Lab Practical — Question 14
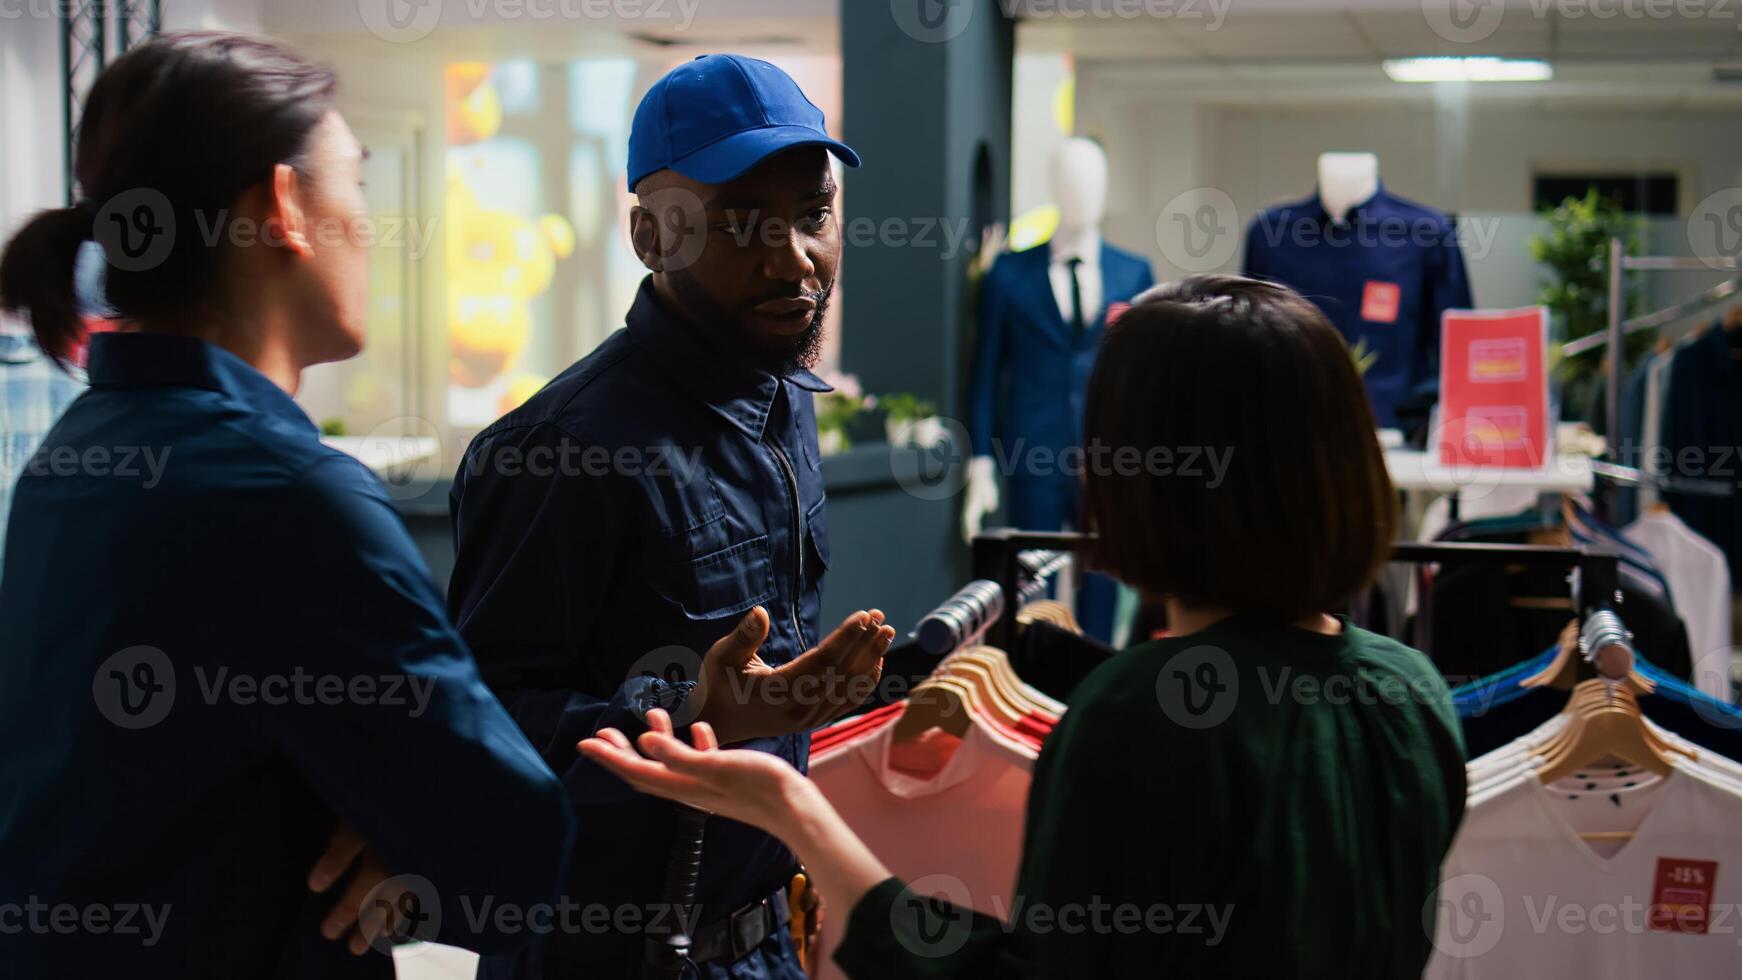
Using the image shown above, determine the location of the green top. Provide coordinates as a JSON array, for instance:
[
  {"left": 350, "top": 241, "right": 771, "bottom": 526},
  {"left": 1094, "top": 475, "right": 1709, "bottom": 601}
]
[{"left": 833, "top": 617, "right": 1467, "bottom": 979}]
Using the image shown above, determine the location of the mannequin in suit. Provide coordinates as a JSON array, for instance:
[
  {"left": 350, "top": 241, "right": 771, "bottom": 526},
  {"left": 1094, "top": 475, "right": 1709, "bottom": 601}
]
[{"left": 963, "top": 138, "right": 1155, "bottom": 637}]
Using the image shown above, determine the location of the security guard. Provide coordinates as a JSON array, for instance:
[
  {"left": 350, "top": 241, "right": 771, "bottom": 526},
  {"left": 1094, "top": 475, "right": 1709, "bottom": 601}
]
[{"left": 448, "top": 54, "right": 890, "bottom": 979}]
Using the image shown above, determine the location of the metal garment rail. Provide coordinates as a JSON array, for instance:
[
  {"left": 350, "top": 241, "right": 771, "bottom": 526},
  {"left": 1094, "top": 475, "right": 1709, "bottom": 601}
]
[
  {"left": 971, "top": 530, "right": 1624, "bottom": 654},
  {"left": 1558, "top": 240, "right": 1741, "bottom": 506}
]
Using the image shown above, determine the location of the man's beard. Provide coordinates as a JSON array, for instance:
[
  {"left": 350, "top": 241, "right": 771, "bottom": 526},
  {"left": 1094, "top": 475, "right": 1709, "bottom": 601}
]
[{"left": 668, "top": 275, "right": 831, "bottom": 377}]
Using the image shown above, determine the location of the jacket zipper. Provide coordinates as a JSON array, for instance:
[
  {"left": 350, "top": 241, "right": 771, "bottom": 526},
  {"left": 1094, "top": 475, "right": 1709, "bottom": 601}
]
[{"left": 765, "top": 436, "right": 805, "bottom": 648}]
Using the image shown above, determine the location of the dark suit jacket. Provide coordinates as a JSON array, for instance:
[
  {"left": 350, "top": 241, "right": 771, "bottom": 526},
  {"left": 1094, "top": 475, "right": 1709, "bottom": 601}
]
[{"left": 967, "top": 241, "right": 1156, "bottom": 487}]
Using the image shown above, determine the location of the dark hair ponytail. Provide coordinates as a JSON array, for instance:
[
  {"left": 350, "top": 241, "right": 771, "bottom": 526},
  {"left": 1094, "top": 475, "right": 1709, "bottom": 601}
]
[
  {"left": 0, "top": 206, "right": 94, "bottom": 366},
  {"left": 0, "top": 32, "right": 336, "bottom": 368}
]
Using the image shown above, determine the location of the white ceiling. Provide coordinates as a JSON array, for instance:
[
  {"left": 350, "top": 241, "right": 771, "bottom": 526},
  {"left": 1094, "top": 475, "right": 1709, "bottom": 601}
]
[
  {"left": 1016, "top": 0, "right": 1742, "bottom": 63},
  {"left": 1015, "top": 0, "right": 1742, "bottom": 108}
]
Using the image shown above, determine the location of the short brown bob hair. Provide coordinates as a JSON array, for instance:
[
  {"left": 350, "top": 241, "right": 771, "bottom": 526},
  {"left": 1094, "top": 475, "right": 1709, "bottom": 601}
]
[{"left": 1081, "top": 275, "right": 1397, "bottom": 622}]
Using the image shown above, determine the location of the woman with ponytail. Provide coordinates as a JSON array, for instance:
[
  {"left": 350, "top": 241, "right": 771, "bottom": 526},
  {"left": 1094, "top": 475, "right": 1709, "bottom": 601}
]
[{"left": 0, "top": 33, "right": 573, "bottom": 977}]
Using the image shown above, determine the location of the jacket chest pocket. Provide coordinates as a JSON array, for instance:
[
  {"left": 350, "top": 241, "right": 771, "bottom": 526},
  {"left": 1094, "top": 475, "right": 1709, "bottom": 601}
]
[
  {"left": 804, "top": 496, "right": 830, "bottom": 575},
  {"left": 650, "top": 534, "right": 778, "bottom": 622}
]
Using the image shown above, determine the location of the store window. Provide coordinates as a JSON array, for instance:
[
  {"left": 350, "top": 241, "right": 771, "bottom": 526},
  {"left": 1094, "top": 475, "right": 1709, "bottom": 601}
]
[{"left": 293, "top": 46, "right": 843, "bottom": 456}]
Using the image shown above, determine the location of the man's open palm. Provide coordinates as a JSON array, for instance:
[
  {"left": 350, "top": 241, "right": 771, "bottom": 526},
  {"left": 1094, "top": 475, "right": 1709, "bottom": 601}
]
[{"left": 694, "top": 606, "right": 893, "bottom": 745}]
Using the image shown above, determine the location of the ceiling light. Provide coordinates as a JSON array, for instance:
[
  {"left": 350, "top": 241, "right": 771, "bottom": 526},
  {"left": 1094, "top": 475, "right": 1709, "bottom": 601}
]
[{"left": 1382, "top": 57, "right": 1554, "bottom": 83}]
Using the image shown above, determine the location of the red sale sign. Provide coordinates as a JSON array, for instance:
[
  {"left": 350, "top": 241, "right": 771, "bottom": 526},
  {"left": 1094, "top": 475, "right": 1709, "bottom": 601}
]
[{"left": 1438, "top": 307, "right": 1550, "bottom": 469}]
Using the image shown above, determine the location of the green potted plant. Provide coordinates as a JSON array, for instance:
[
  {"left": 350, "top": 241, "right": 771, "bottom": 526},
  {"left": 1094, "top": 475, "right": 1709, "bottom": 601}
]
[{"left": 1529, "top": 188, "right": 1647, "bottom": 424}]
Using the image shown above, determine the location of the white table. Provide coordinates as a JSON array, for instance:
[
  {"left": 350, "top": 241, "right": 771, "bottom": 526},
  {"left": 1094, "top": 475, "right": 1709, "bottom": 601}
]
[
  {"left": 321, "top": 435, "right": 442, "bottom": 482},
  {"left": 1385, "top": 449, "right": 1594, "bottom": 495}
]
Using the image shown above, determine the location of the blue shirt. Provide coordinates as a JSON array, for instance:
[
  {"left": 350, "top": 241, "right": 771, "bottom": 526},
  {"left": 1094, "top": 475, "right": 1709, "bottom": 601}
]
[
  {"left": 448, "top": 277, "right": 829, "bottom": 976},
  {"left": 1453, "top": 647, "right": 1742, "bottom": 759},
  {"left": 1242, "top": 185, "right": 1473, "bottom": 427},
  {"left": 0, "top": 333, "right": 573, "bottom": 977},
  {"left": 0, "top": 330, "right": 82, "bottom": 567}
]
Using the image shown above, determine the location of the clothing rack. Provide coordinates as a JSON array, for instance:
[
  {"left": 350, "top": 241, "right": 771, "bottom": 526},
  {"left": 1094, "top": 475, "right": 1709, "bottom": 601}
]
[
  {"left": 1559, "top": 239, "right": 1740, "bottom": 508},
  {"left": 971, "top": 529, "right": 1625, "bottom": 655},
  {"left": 971, "top": 530, "right": 1092, "bottom": 650}
]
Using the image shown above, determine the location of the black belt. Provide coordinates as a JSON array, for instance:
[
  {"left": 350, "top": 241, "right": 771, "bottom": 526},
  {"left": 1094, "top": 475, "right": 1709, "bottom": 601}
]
[{"left": 688, "top": 892, "right": 785, "bottom": 965}]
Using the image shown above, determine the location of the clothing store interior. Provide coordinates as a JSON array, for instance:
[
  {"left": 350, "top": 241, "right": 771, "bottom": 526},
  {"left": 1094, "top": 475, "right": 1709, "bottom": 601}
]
[{"left": 8, "top": 0, "right": 1742, "bottom": 977}]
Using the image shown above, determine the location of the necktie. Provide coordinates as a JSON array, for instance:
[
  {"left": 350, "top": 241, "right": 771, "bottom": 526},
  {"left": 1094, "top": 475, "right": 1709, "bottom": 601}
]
[{"left": 1067, "top": 257, "right": 1086, "bottom": 342}]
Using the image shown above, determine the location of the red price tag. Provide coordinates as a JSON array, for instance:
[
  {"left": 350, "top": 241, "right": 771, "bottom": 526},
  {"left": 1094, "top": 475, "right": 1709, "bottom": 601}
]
[
  {"left": 1361, "top": 281, "right": 1401, "bottom": 323},
  {"left": 1650, "top": 857, "right": 1718, "bottom": 935}
]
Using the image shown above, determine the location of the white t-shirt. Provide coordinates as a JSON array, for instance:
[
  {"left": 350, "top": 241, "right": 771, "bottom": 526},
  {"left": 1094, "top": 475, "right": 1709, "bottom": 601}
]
[
  {"left": 1626, "top": 509, "right": 1735, "bottom": 702},
  {"left": 1427, "top": 763, "right": 1742, "bottom": 978},
  {"left": 807, "top": 716, "right": 1036, "bottom": 980}
]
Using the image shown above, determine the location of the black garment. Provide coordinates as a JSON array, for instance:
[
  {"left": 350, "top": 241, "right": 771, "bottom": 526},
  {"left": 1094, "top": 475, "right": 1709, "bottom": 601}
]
[
  {"left": 864, "top": 621, "right": 1113, "bottom": 712},
  {"left": 1005, "top": 620, "right": 1115, "bottom": 703},
  {"left": 1662, "top": 323, "right": 1742, "bottom": 577},
  {"left": 1427, "top": 558, "right": 1691, "bottom": 686}
]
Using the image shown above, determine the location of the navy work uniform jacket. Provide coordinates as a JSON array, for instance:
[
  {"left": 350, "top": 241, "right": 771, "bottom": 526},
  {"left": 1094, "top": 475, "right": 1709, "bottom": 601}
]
[
  {"left": 449, "top": 277, "right": 829, "bottom": 977},
  {"left": 0, "top": 333, "right": 574, "bottom": 978}
]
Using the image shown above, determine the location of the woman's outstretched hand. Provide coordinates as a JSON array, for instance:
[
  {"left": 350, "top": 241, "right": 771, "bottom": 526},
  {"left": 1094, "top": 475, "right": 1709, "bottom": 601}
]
[
  {"left": 581, "top": 707, "right": 897, "bottom": 930},
  {"left": 578, "top": 708, "right": 807, "bottom": 834}
]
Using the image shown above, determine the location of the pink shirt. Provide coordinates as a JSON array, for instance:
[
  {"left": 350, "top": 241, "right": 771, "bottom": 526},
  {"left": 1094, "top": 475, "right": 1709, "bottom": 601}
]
[{"left": 808, "top": 718, "right": 1037, "bottom": 979}]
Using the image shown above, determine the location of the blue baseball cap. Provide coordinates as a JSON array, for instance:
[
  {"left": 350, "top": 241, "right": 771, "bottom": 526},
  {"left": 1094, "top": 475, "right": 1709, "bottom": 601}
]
[{"left": 627, "top": 54, "right": 860, "bottom": 192}]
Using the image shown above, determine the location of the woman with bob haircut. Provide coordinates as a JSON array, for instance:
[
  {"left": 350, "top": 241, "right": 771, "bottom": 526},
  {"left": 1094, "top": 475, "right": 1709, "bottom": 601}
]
[{"left": 582, "top": 274, "right": 1467, "bottom": 978}]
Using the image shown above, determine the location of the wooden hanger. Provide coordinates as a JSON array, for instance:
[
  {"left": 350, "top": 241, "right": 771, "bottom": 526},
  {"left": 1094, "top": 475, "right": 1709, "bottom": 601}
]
[
  {"left": 1525, "top": 619, "right": 1688, "bottom": 778},
  {"left": 945, "top": 646, "right": 1053, "bottom": 718},
  {"left": 936, "top": 658, "right": 1026, "bottom": 727},
  {"left": 890, "top": 676, "right": 979, "bottom": 745},
  {"left": 1536, "top": 680, "right": 1675, "bottom": 787},
  {"left": 1522, "top": 620, "right": 1654, "bottom": 693},
  {"left": 1017, "top": 599, "right": 1081, "bottom": 635}
]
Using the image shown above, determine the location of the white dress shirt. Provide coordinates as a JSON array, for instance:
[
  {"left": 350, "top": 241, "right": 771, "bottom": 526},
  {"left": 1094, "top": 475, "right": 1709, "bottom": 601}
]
[{"left": 1047, "top": 230, "right": 1102, "bottom": 329}]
